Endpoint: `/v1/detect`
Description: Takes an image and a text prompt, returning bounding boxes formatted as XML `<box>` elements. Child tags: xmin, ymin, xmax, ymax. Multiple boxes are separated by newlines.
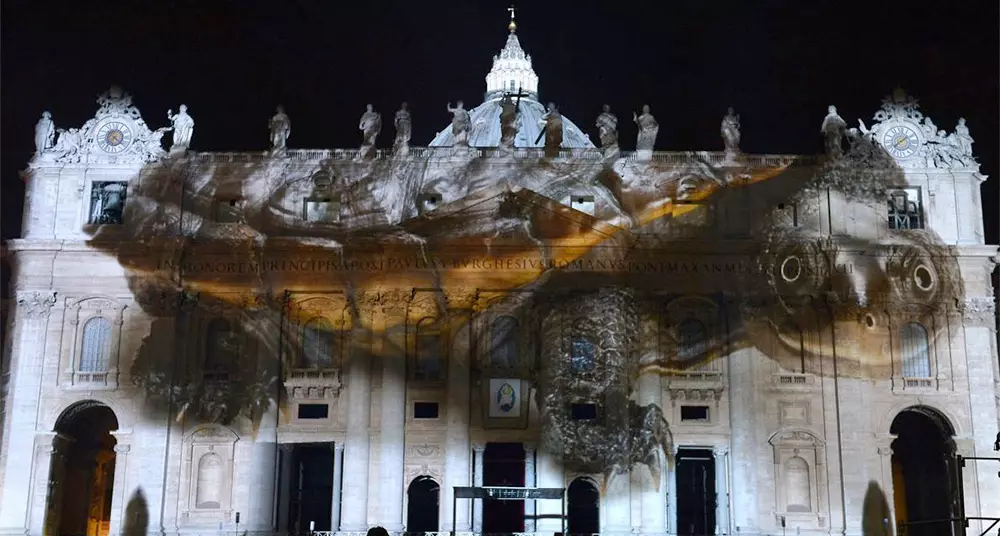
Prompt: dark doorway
<box><xmin>406</xmin><ymin>476</ymin><xmax>440</xmax><ymax>533</ymax></box>
<box><xmin>567</xmin><ymin>478</ymin><xmax>599</xmax><ymax>536</ymax></box>
<box><xmin>482</xmin><ymin>442</ymin><xmax>526</xmax><ymax>534</ymax></box>
<box><xmin>48</xmin><ymin>401</ymin><xmax>119</xmax><ymax>536</ymax></box>
<box><xmin>891</xmin><ymin>407</ymin><xmax>961</xmax><ymax>536</ymax></box>
<box><xmin>283</xmin><ymin>443</ymin><xmax>335</xmax><ymax>532</ymax></box>
<box><xmin>676</xmin><ymin>448</ymin><xmax>716</xmax><ymax>536</ymax></box>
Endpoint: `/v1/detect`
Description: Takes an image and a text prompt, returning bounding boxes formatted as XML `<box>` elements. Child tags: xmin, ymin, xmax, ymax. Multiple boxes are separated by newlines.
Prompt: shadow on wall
<box><xmin>862</xmin><ymin>480</ymin><xmax>893</xmax><ymax>536</ymax></box>
<box><xmin>77</xmin><ymin>124</ymin><xmax>963</xmax><ymax>482</ymax></box>
<box><xmin>122</xmin><ymin>487</ymin><xmax>149</xmax><ymax>536</ymax></box>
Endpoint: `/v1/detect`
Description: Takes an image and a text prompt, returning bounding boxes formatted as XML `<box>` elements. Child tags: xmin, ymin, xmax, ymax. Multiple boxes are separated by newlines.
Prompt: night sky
<box><xmin>2</xmin><ymin>0</ymin><xmax>998</xmax><ymax>250</ymax></box>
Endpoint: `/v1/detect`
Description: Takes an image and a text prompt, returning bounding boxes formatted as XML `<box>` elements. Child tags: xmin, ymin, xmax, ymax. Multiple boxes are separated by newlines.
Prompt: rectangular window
<box><xmin>414</xmin><ymin>402</ymin><xmax>439</xmax><ymax>419</ymax></box>
<box><xmin>88</xmin><ymin>182</ymin><xmax>128</xmax><ymax>224</ymax></box>
<box><xmin>570</xmin><ymin>403</ymin><xmax>598</xmax><ymax>421</ymax></box>
<box><xmin>304</xmin><ymin>198</ymin><xmax>340</xmax><ymax>223</ymax></box>
<box><xmin>887</xmin><ymin>187</ymin><xmax>924</xmax><ymax>230</ymax></box>
<box><xmin>569</xmin><ymin>195</ymin><xmax>596</xmax><ymax>216</ymax></box>
<box><xmin>297</xmin><ymin>403</ymin><xmax>330</xmax><ymax>419</ymax></box>
<box><xmin>680</xmin><ymin>405</ymin><xmax>710</xmax><ymax>422</ymax></box>
<box><xmin>214</xmin><ymin>198</ymin><xmax>242</xmax><ymax>223</ymax></box>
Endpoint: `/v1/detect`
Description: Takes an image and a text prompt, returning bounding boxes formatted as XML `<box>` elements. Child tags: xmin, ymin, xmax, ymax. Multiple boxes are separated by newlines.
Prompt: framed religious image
<box><xmin>483</xmin><ymin>378</ymin><xmax>530</xmax><ymax>429</ymax></box>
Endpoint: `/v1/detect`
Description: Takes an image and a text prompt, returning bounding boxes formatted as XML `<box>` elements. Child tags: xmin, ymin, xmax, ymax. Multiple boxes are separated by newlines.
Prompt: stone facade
<box><xmin>1</xmin><ymin>23</ymin><xmax>999</xmax><ymax>536</ymax></box>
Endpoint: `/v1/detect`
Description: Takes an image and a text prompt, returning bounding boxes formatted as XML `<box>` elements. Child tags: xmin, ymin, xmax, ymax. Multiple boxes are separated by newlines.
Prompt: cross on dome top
<box><xmin>485</xmin><ymin>6</ymin><xmax>539</xmax><ymax>100</ymax></box>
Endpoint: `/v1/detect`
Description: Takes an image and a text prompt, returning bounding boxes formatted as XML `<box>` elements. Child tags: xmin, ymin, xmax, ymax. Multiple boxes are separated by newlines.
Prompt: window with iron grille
<box><xmin>887</xmin><ymin>188</ymin><xmax>924</xmax><ymax>230</ymax></box>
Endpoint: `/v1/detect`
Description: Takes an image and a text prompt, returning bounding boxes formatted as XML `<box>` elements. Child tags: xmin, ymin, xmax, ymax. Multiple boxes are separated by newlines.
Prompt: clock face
<box><xmin>96</xmin><ymin>120</ymin><xmax>133</xmax><ymax>154</ymax></box>
<box><xmin>883</xmin><ymin>125</ymin><xmax>920</xmax><ymax>159</ymax></box>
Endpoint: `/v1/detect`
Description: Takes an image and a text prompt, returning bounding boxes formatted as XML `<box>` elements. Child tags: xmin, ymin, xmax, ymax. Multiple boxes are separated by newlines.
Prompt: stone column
<box><xmin>524</xmin><ymin>444</ymin><xmax>537</xmax><ymax>533</ymax></box>
<box><xmin>667</xmin><ymin>446</ymin><xmax>679</xmax><ymax>535</ymax></box>
<box><xmin>535</xmin><ymin>443</ymin><xmax>564</xmax><ymax>536</ymax></box>
<box><xmin>0</xmin><ymin>291</ymin><xmax>56</xmax><ymax>536</ymax></box>
<box><xmin>472</xmin><ymin>444</ymin><xmax>485</xmax><ymax>532</ymax></box>
<box><xmin>378</xmin><ymin>303</ymin><xmax>407</xmax><ymax>532</ymax></box>
<box><xmin>443</xmin><ymin>291</ymin><xmax>474</xmax><ymax>533</ymax></box>
<box><xmin>874</xmin><ymin>434</ymin><xmax>896</xmax><ymax>528</ymax></box>
<box><xmin>33</xmin><ymin>434</ymin><xmax>70</xmax><ymax>536</ymax></box>
<box><xmin>339</xmin><ymin>314</ymin><xmax>373</xmax><ymax>531</ymax></box>
<box><xmin>332</xmin><ymin>443</ymin><xmax>345</xmax><ymax>532</ymax></box>
<box><xmin>713</xmin><ymin>446</ymin><xmax>730</xmax><ymax>535</ymax></box>
<box><xmin>637</xmin><ymin>309</ymin><xmax>667</xmax><ymax>535</ymax></box>
<box><xmin>107</xmin><ymin>441</ymin><xmax>132</xmax><ymax>536</ymax></box>
<box><xmin>277</xmin><ymin>445</ymin><xmax>294</xmax><ymax>532</ymax></box>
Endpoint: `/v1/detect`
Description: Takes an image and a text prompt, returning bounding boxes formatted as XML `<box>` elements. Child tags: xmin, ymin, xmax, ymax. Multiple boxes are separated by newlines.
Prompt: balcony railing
<box><xmin>191</xmin><ymin>149</ymin><xmax>819</xmax><ymax>167</ymax></box>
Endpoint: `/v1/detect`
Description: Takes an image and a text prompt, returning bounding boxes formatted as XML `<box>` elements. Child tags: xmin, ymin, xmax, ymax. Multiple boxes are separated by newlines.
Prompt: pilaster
<box><xmin>378</xmin><ymin>295</ymin><xmax>408</xmax><ymax>532</ymax></box>
<box><xmin>339</xmin><ymin>296</ymin><xmax>374</xmax><ymax>531</ymax></box>
<box><xmin>0</xmin><ymin>291</ymin><xmax>56</xmax><ymax>536</ymax></box>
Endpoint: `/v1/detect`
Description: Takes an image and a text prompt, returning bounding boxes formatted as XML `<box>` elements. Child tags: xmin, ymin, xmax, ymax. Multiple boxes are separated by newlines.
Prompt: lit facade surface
<box><xmin>1</xmin><ymin>23</ymin><xmax>999</xmax><ymax>536</ymax></box>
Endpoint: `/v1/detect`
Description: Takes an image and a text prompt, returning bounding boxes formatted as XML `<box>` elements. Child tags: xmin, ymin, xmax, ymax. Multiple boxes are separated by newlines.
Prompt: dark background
<box><xmin>2</xmin><ymin>0</ymin><xmax>998</xmax><ymax>254</ymax></box>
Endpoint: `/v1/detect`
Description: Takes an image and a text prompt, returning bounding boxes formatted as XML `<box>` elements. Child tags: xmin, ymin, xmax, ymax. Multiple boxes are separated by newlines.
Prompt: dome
<box><xmin>429</xmin><ymin>19</ymin><xmax>596</xmax><ymax>150</ymax></box>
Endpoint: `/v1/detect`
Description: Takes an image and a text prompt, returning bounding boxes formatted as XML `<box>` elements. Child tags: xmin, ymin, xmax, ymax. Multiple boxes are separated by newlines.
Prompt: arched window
<box><xmin>79</xmin><ymin>317</ymin><xmax>112</xmax><ymax>372</ymax></box>
<box><xmin>490</xmin><ymin>316</ymin><xmax>518</xmax><ymax>368</ymax></box>
<box><xmin>784</xmin><ymin>456</ymin><xmax>811</xmax><ymax>512</ymax></box>
<box><xmin>415</xmin><ymin>318</ymin><xmax>443</xmax><ymax>380</ymax></box>
<box><xmin>195</xmin><ymin>453</ymin><xmax>224</xmax><ymax>509</ymax></box>
<box><xmin>205</xmin><ymin>318</ymin><xmax>236</xmax><ymax>380</ymax></box>
<box><xmin>570</xmin><ymin>337</ymin><xmax>596</xmax><ymax>373</ymax></box>
<box><xmin>900</xmin><ymin>322</ymin><xmax>931</xmax><ymax>378</ymax></box>
<box><xmin>677</xmin><ymin>318</ymin><xmax>706</xmax><ymax>362</ymax></box>
<box><xmin>301</xmin><ymin>316</ymin><xmax>335</xmax><ymax>369</ymax></box>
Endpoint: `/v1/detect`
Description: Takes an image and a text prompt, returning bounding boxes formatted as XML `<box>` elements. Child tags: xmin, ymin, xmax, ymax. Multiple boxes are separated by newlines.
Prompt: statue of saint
<box><xmin>394</xmin><ymin>102</ymin><xmax>412</xmax><ymax>151</ymax></box>
<box><xmin>34</xmin><ymin>111</ymin><xmax>55</xmax><ymax>156</ymax></box>
<box><xmin>447</xmin><ymin>101</ymin><xmax>471</xmax><ymax>146</ymax></box>
<box><xmin>499</xmin><ymin>95</ymin><xmax>521</xmax><ymax>149</ymax></box>
<box><xmin>633</xmin><ymin>104</ymin><xmax>659</xmax><ymax>152</ymax></box>
<box><xmin>359</xmin><ymin>104</ymin><xmax>382</xmax><ymax>148</ymax></box>
<box><xmin>269</xmin><ymin>105</ymin><xmax>291</xmax><ymax>150</ymax></box>
<box><xmin>821</xmin><ymin>105</ymin><xmax>847</xmax><ymax>158</ymax></box>
<box><xmin>540</xmin><ymin>102</ymin><xmax>563</xmax><ymax>157</ymax></box>
<box><xmin>721</xmin><ymin>107</ymin><xmax>741</xmax><ymax>154</ymax></box>
<box><xmin>167</xmin><ymin>105</ymin><xmax>195</xmax><ymax>151</ymax></box>
<box><xmin>954</xmin><ymin>117</ymin><xmax>973</xmax><ymax>156</ymax></box>
<box><xmin>596</xmin><ymin>104</ymin><xmax>618</xmax><ymax>149</ymax></box>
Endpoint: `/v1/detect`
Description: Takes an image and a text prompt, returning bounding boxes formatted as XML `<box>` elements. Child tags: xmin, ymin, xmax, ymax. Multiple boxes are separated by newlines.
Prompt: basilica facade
<box><xmin>1</xmin><ymin>19</ymin><xmax>999</xmax><ymax>536</ymax></box>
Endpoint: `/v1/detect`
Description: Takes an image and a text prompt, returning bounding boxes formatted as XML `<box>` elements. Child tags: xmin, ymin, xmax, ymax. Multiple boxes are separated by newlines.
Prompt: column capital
<box><xmin>16</xmin><ymin>290</ymin><xmax>57</xmax><ymax>318</ymax></box>
<box><xmin>279</xmin><ymin>443</ymin><xmax>295</xmax><ymax>453</ymax></box>
<box><xmin>113</xmin><ymin>443</ymin><xmax>132</xmax><ymax>454</ymax></box>
<box><xmin>473</xmin><ymin>443</ymin><xmax>486</xmax><ymax>453</ymax></box>
<box><xmin>523</xmin><ymin>442</ymin><xmax>537</xmax><ymax>454</ymax></box>
<box><xmin>712</xmin><ymin>445</ymin><xmax>730</xmax><ymax>457</ymax></box>
<box><xmin>334</xmin><ymin>443</ymin><xmax>346</xmax><ymax>453</ymax></box>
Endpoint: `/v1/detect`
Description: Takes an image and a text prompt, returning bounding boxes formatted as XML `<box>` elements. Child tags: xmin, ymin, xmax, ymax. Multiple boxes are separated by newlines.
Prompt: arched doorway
<box><xmin>567</xmin><ymin>478</ymin><xmax>599</xmax><ymax>536</ymax></box>
<box><xmin>406</xmin><ymin>476</ymin><xmax>440</xmax><ymax>534</ymax></box>
<box><xmin>890</xmin><ymin>406</ymin><xmax>961</xmax><ymax>536</ymax></box>
<box><xmin>48</xmin><ymin>400</ymin><xmax>119</xmax><ymax>536</ymax></box>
